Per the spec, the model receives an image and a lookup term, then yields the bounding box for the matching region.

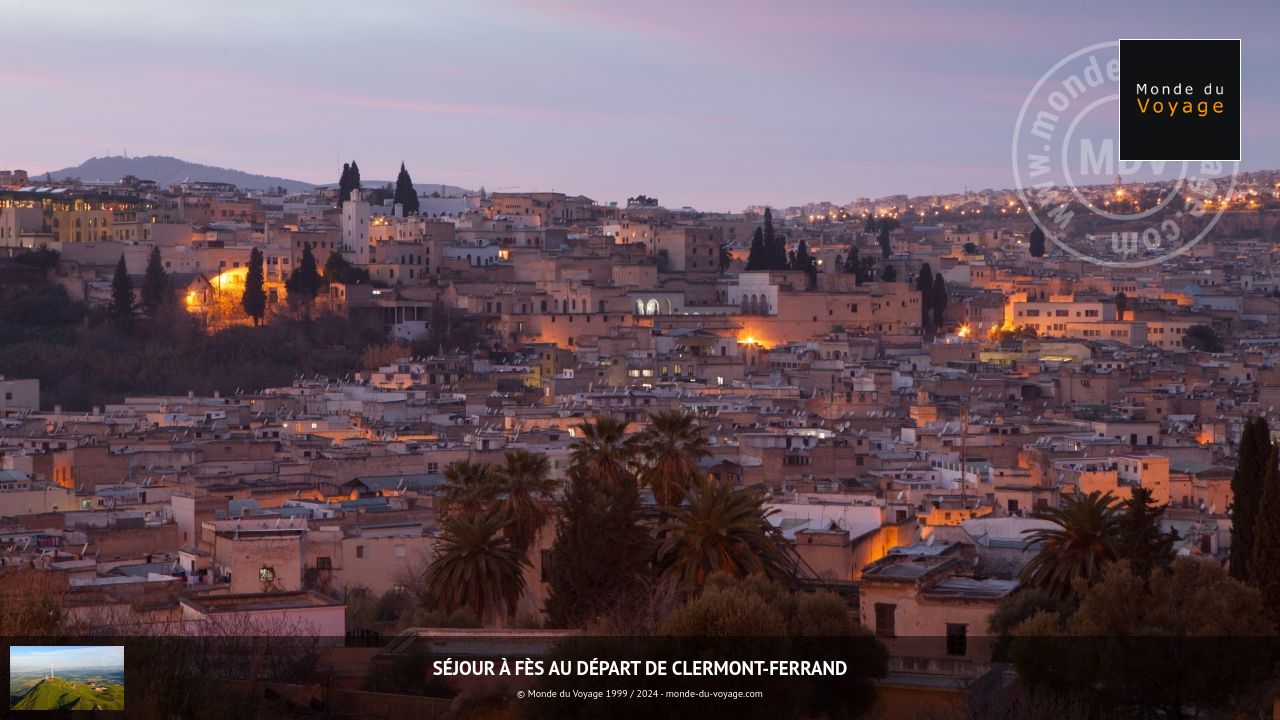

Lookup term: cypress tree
[878,225,891,259]
[882,263,898,282]
[242,247,266,326]
[349,160,361,195]
[763,208,784,270]
[141,246,169,314]
[917,263,934,330]
[1231,417,1272,582]
[1029,226,1046,257]
[932,274,948,327]
[393,162,420,215]
[285,242,323,306]
[109,254,133,322]
[746,227,765,271]
[338,162,352,203]
[544,475,653,628]
[1253,443,1280,617]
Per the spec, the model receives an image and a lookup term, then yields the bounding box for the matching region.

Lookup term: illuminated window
[259,566,275,583]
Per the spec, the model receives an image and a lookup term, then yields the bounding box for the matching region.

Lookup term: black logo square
[1119,39,1240,161]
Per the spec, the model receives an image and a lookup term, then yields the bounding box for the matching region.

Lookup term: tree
[1011,560,1275,719]
[881,263,897,282]
[878,225,891,259]
[718,243,733,273]
[745,227,766,271]
[424,510,528,622]
[1183,324,1224,352]
[495,449,556,555]
[323,250,371,285]
[109,254,133,322]
[285,242,323,306]
[338,160,362,203]
[1253,443,1280,617]
[393,162,419,215]
[963,241,978,254]
[567,416,637,496]
[1029,225,1046,257]
[544,471,653,629]
[1230,416,1272,582]
[635,409,709,508]
[1114,291,1128,318]
[438,460,500,520]
[1020,491,1120,599]
[241,247,266,326]
[141,246,169,314]
[762,207,786,270]
[1114,486,1177,578]
[931,273,948,328]
[916,263,934,330]
[656,478,790,594]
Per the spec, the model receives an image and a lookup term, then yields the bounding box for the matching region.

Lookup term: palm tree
[656,478,788,593]
[425,510,528,622]
[636,409,710,508]
[568,416,637,496]
[438,460,499,519]
[1020,491,1121,599]
[495,449,557,554]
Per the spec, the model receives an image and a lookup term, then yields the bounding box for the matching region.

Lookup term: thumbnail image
[9,646,124,711]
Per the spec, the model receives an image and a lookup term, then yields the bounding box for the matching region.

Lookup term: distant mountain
[43,155,315,193]
[10,677,124,711]
[42,155,473,196]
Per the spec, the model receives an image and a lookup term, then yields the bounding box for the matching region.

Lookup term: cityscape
[4,2,1280,720]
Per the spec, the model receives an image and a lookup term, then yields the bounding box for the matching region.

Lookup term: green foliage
[141,245,170,314]
[878,224,891,259]
[963,241,978,254]
[0,307,384,410]
[656,479,789,593]
[240,247,266,325]
[881,263,897,282]
[1010,560,1278,718]
[438,459,500,520]
[744,208,789,271]
[1183,323,1224,352]
[1231,416,1272,582]
[109,254,133,322]
[11,678,125,711]
[544,471,653,629]
[393,162,420,215]
[285,242,323,305]
[12,245,60,269]
[494,448,557,554]
[1020,491,1120,599]
[338,160,362,203]
[425,510,528,622]
[1252,443,1280,618]
[634,409,709,507]
[1114,486,1177,578]
[323,250,371,285]
[1029,225,1046,257]
[931,273,947,327]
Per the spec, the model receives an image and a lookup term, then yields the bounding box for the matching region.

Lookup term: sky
[3,0,1277,210]
[9,646,124,671]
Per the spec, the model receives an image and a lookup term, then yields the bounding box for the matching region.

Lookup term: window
[259,566,276,583]
[874,603,896,638]
[946,623,968,656]
[394,544,406,558]
[316,556,332,570]
[356,545,366,559]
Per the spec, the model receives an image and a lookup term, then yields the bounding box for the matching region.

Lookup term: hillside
[42,155,314,193]
[10,677,124,711]
[41,155,473,196]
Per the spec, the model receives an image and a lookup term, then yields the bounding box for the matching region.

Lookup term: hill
[42,155,314,193]
[10,677,124,711]
[41,155,473,196]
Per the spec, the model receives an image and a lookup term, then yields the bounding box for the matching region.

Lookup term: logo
[1012,41,1240,267]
